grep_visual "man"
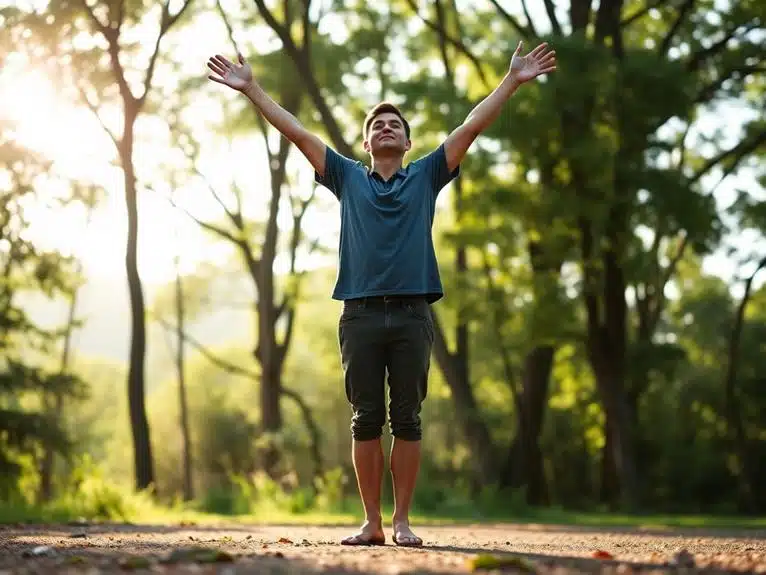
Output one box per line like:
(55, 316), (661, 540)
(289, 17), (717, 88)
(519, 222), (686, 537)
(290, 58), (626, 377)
(207, 40), (556, 547)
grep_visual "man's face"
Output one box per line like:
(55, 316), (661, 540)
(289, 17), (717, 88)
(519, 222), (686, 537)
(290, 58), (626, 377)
(363, 112), (411, 156)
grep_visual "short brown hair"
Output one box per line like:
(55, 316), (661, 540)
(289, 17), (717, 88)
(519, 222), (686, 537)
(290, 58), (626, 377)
(363, 102), (411, 139)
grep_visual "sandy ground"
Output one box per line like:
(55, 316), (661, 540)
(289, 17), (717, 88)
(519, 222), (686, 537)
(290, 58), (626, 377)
(1, 522), (765, 574)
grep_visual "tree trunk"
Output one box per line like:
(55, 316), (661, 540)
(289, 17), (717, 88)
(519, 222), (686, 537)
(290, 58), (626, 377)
(432, 317), (497, 485)
(38, 281), (79, 503)
(38, 395), (57, 503)
(581, 219), (638, 510)
(174, 256), (193, 501)
(256, 317), (283, 475)
(599, 415), (619, 507)
(121, 121), (153, 491)
(501, 345), (554, 505)
(251, 133), (292, 477)
(591, 355), (638, 510)
(722, 256), (765, 512)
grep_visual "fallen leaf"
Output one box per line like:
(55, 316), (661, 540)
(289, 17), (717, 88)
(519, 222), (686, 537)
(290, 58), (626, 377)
(278, 537), (293, 544)
(592, 550), (614, 559)
(469, 554), (535, 572)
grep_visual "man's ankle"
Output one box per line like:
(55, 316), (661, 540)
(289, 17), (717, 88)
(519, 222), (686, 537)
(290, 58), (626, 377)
(392, 513), (410, 526)
(363, 513), (383, 526)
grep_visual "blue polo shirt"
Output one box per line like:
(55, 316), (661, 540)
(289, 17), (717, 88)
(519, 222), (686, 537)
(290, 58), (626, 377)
(315, 144), (459, 302)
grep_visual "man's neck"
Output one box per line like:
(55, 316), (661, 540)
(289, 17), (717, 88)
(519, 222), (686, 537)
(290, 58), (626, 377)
(370, 155), (403, 181)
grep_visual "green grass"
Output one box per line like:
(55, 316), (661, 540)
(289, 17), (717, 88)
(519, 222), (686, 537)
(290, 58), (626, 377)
(3, 496), (765, 531)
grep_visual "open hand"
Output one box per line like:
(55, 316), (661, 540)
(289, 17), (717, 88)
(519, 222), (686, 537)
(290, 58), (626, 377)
(509, 42), (557, 83)
(207, 53), (253, 92)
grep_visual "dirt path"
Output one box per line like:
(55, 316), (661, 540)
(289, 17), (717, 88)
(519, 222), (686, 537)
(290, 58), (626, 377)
(1, 522), (764, 574)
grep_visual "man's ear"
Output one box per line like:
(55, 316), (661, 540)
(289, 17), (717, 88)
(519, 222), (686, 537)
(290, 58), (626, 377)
(405, 139), (412, 152)
(363, 139), (371, 152)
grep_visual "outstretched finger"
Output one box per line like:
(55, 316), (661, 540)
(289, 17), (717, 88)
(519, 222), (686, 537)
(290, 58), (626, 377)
(539, 65), (557, 75)
(208, 75), (227, 84)
(207, 60), (227, 77)
(528, 42), (548, 58)
(213, 54), (235, 69)
(538, 51), (556, 65)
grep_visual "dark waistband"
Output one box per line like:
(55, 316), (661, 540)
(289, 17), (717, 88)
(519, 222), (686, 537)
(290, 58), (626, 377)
(345, 294), (428, 305)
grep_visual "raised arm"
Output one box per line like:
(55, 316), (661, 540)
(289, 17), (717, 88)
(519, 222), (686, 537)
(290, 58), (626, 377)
(207, 53), (327, 177)
(443, 42), (556, 173)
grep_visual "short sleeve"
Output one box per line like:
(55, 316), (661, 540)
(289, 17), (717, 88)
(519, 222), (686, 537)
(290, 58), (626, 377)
(314, 146), (357, 200)
(412, 143), (460, 199)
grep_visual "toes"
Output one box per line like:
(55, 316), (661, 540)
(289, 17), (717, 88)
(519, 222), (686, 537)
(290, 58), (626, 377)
(341, 533), (384, 546)
(393, 533), (422, 546)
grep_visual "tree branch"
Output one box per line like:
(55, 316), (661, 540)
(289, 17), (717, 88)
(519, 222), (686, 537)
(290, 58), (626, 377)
(569, 0), (593, 33)
(404, 0), (490, 89)
(650, 233), (688, 331)
(620, 0), (670, 26)
(140, 0), (194, 106)
(153, 314), (323, 478)
(252, 0), (290, 48)
(75, 83), (119, 150)
(194, 168), (244, 230)
(542, 0), (562, 35)
(167, 194), (245, 247)
(216, 0), (244, 55)
(249, 0), (356, 159)
(687, 22), (759, 72)
(280, 386), (323, 476)
(658, 0), (695, 55)
(487, 0), (534, 38)
(78, 0), (135, 108)
(78, 0), (109, 36)
(694, 64), (766, 104)
(153, 316), (259, 379)
(301, 0), (312, 53)
(688, 130), (766, 187)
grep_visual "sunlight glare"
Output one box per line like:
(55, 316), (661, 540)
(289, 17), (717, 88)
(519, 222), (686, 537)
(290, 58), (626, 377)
(0, 66), (237, 286)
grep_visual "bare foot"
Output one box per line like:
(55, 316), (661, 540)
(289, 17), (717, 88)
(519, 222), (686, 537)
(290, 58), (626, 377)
(340, 519), (385, 546)
(392, 520), (422, 547)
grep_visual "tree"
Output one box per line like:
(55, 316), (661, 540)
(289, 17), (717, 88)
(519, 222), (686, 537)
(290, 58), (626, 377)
(481, 0), (765, 509)
(38, 185), (100, 503)
(0, 118), (88, 496)
(4, 0), (196, 490)
(164, 5), (327, 474)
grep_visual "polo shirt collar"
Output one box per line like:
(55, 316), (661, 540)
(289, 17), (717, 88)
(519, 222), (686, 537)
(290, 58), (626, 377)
(368, 166), (407, 181)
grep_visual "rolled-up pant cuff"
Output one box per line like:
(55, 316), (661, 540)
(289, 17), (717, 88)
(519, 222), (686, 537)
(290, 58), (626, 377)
(351, 425), (384, 441)
(391, 426), (422, 441)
